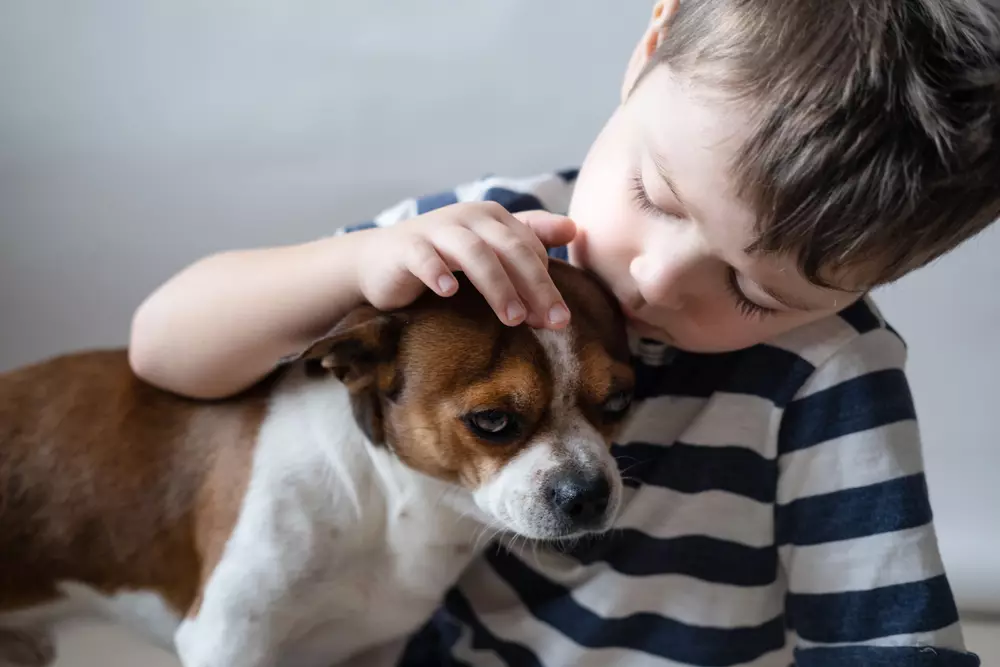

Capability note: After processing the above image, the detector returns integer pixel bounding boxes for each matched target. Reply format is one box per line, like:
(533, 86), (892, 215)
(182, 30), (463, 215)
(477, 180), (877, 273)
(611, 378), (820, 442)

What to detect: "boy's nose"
(631, 254), (711, 311)
(631, 255), (685, 310)
(628, 222), (715, 310)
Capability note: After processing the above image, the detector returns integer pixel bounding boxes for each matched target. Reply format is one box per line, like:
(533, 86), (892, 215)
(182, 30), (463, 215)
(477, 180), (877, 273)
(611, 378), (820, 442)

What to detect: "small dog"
(0, 259), (635, 667)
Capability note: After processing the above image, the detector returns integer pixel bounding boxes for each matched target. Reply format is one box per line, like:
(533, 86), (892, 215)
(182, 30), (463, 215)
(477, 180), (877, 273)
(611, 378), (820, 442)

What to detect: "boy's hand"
(355, 202), (577, 329)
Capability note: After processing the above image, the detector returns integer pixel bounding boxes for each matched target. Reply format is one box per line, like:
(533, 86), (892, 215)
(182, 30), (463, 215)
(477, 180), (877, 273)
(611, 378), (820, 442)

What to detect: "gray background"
(1, 0), (998, 614)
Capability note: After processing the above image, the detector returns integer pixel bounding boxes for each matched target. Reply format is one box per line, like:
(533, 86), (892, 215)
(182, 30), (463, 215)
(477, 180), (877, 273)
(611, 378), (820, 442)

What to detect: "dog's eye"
(464, 410), (521, 443)
(602, 391), (633, 419)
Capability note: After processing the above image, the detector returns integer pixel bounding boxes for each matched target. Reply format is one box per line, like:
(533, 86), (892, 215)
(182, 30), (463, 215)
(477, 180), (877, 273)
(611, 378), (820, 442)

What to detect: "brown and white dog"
(0, 259), (635, 667)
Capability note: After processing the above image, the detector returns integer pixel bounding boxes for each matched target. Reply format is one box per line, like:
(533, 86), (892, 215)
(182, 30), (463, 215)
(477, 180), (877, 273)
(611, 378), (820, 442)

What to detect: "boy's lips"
(619, 299), (673, 343)
(619, 292), (647, 315)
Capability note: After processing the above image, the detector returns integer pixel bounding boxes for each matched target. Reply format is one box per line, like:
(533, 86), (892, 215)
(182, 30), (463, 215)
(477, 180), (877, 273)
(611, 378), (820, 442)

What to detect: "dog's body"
(0, 261), (635, 667)
(1, 353), (483, 666)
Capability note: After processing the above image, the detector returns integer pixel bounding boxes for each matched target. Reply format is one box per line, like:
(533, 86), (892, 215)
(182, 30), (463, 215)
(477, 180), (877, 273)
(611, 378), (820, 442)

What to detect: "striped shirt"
(340, 170), (981, 667)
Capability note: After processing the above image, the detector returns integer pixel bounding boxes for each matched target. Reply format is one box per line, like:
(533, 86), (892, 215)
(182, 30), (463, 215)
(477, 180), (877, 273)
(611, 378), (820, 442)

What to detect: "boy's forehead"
(632, 67), (755, 239)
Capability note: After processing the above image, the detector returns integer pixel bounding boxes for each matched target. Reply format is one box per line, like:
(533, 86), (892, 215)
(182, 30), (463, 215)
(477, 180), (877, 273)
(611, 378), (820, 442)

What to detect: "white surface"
(48, 615), (1000, 666)
(0, 0), (998, 613)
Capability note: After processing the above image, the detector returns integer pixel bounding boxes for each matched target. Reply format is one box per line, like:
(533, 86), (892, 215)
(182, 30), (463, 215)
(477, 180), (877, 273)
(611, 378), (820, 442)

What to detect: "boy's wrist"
(313, 227), (363, 282)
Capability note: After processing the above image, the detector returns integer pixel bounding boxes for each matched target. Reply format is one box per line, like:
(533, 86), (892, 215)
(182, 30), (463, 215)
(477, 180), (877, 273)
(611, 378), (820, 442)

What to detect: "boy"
(129, 0), (1000, 665)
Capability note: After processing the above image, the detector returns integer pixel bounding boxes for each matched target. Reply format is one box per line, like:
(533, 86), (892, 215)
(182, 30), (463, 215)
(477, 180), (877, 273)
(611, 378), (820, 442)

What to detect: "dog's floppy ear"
(292, 305), (407, 446)
(295, 305), (406, 394)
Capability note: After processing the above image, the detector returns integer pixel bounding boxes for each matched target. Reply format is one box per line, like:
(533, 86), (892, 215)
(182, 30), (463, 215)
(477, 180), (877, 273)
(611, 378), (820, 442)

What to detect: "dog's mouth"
(472, 465), (623, 542)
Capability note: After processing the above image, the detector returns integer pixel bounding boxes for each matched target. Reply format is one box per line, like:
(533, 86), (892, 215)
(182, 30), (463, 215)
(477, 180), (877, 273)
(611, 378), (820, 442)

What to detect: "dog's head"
(297, 259), (634, 540)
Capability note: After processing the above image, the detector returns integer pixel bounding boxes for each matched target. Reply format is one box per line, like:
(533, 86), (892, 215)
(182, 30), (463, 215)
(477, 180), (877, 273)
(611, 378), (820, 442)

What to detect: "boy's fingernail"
(438, 275), (457, 294)
(547, 303), (570, 325)
(506, 301), (526, 323)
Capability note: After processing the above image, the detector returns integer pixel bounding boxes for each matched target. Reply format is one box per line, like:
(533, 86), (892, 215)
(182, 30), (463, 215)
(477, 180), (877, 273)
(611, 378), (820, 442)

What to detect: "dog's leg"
(0, 627), (55, 667)
(174, 612), (280, 667)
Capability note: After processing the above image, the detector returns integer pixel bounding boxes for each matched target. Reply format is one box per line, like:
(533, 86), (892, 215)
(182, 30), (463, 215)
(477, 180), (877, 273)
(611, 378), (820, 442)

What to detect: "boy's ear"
(295, 305), (406, 394)
(622, 0), (680, 102)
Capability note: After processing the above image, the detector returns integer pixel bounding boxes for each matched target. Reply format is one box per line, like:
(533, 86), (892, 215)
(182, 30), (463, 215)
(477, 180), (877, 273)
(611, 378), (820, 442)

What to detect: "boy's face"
(567, 9), (862, 352)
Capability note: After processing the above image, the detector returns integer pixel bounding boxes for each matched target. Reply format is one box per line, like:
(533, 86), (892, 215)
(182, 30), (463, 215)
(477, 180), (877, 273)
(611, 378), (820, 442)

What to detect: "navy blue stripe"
(340, 220), (377, 234)
(778, 369), (916, 454)
(398, 609), (467, 667)
(776, 473), (933, 546)
(787, 574), (961, 644)
(795, 645), (980, 667)
(416, 190), (459, 214)
(564, 528), (778, 586)
(481, 187), (546, 213)
(838, 299), (881, 334)
(612, 441), (776, 503)
(442, 588), (543, 667)
(557, 168), (580, 182)
(639, 346), (814, 406)
(547, 245), (569, 262)
(487, 547), (787, 666)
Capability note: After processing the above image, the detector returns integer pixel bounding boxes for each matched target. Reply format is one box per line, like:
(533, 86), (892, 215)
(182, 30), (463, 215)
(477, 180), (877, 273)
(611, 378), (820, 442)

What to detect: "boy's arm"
(129, 230), (373, 399)
(129, 173), (577, 400)
(775, 326), (981, 666)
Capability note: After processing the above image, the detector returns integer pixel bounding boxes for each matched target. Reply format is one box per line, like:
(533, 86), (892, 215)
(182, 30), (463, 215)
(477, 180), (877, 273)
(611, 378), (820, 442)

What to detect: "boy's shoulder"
(637, 295), (908, 415)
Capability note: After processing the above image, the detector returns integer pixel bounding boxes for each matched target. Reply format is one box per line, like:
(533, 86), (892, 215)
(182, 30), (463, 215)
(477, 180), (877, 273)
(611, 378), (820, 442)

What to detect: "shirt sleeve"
(335, 171), (578, 235)
(774, 325), (982, 666)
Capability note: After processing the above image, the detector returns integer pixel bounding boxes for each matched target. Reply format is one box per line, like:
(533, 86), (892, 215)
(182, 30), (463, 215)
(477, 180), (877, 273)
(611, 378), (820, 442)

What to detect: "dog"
(0, 259), (635, 667)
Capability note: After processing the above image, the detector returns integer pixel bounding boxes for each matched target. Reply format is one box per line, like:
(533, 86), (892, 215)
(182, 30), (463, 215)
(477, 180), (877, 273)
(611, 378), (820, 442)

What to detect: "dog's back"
(0, 350), (264, 620)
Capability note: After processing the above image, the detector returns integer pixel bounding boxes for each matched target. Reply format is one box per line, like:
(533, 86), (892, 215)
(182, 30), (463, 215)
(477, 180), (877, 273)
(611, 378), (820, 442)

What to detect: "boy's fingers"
(474, 221), (571, 330)
(432, 227), (527, 327)
(405, 238), (458, 297)
(512, 210), (577, 249)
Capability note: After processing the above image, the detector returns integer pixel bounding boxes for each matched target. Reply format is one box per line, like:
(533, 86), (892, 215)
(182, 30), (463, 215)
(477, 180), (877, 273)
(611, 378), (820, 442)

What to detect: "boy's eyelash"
(725, 268), (777, 320)
(631, 169), (775, 321)
(630, 172), (662, 215)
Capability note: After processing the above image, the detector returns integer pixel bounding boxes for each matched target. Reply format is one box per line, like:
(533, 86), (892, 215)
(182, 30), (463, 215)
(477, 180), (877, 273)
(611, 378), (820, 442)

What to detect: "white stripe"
(373, 196), (418, 226)
(779, 525), (946, 595)
(666, 393), (779, 453)
(511, 549), (784, 628)
(767, 314), (861, 368)
(629, 332), (674, 366)
(616, 485), (774, 548)
(457, 558), (794, 667)
(619, 396), (708, 447)
(524, 175), (576, 214)
(449, 623), (508, 667)
(793, 328), (906, 400)
(777, 419), (924, 503)
(792, 621), (967, 652)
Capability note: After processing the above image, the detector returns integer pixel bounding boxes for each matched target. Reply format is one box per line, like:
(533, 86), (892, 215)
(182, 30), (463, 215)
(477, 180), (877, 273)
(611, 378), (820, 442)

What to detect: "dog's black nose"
(548, 472), (611, 528)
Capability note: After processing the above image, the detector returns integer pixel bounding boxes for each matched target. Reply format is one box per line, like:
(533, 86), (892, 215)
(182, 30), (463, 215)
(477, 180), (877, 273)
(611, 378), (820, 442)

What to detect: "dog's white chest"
(176, 378), (485, 667)
(283, 523), (477, 666)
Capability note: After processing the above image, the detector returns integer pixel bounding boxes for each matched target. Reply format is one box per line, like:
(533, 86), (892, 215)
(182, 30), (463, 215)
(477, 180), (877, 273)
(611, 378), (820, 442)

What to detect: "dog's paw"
(0, 628), (55, 667)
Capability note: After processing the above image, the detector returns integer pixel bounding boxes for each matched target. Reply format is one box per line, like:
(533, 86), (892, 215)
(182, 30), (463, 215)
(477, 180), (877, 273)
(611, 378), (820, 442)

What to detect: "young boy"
(129, 1), (1000, 665)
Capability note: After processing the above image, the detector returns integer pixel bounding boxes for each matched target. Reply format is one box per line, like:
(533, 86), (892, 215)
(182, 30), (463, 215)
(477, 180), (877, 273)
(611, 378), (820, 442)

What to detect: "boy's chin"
(626, 317), (674, 345)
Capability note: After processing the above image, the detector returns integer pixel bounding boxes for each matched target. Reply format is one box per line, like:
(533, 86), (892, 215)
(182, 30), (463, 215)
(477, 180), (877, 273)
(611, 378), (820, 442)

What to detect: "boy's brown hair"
(640, 0), (1000, 288)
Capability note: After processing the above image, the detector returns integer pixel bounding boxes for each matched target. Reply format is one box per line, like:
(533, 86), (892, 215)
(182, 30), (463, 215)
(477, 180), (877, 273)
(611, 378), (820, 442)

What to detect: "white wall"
(1, 1), (997, 612)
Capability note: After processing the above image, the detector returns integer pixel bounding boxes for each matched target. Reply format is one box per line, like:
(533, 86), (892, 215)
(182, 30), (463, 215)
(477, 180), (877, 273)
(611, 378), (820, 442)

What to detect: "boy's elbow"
(127, 299), (173, 389)
(128, 299), (198, 397)
(127, 301), (249, 401)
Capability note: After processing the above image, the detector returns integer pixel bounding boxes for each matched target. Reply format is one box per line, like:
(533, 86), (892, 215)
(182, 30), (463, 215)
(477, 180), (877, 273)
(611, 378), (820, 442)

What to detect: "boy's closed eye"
(628, 168), (779, 320)
(628, 164), (850, 319)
